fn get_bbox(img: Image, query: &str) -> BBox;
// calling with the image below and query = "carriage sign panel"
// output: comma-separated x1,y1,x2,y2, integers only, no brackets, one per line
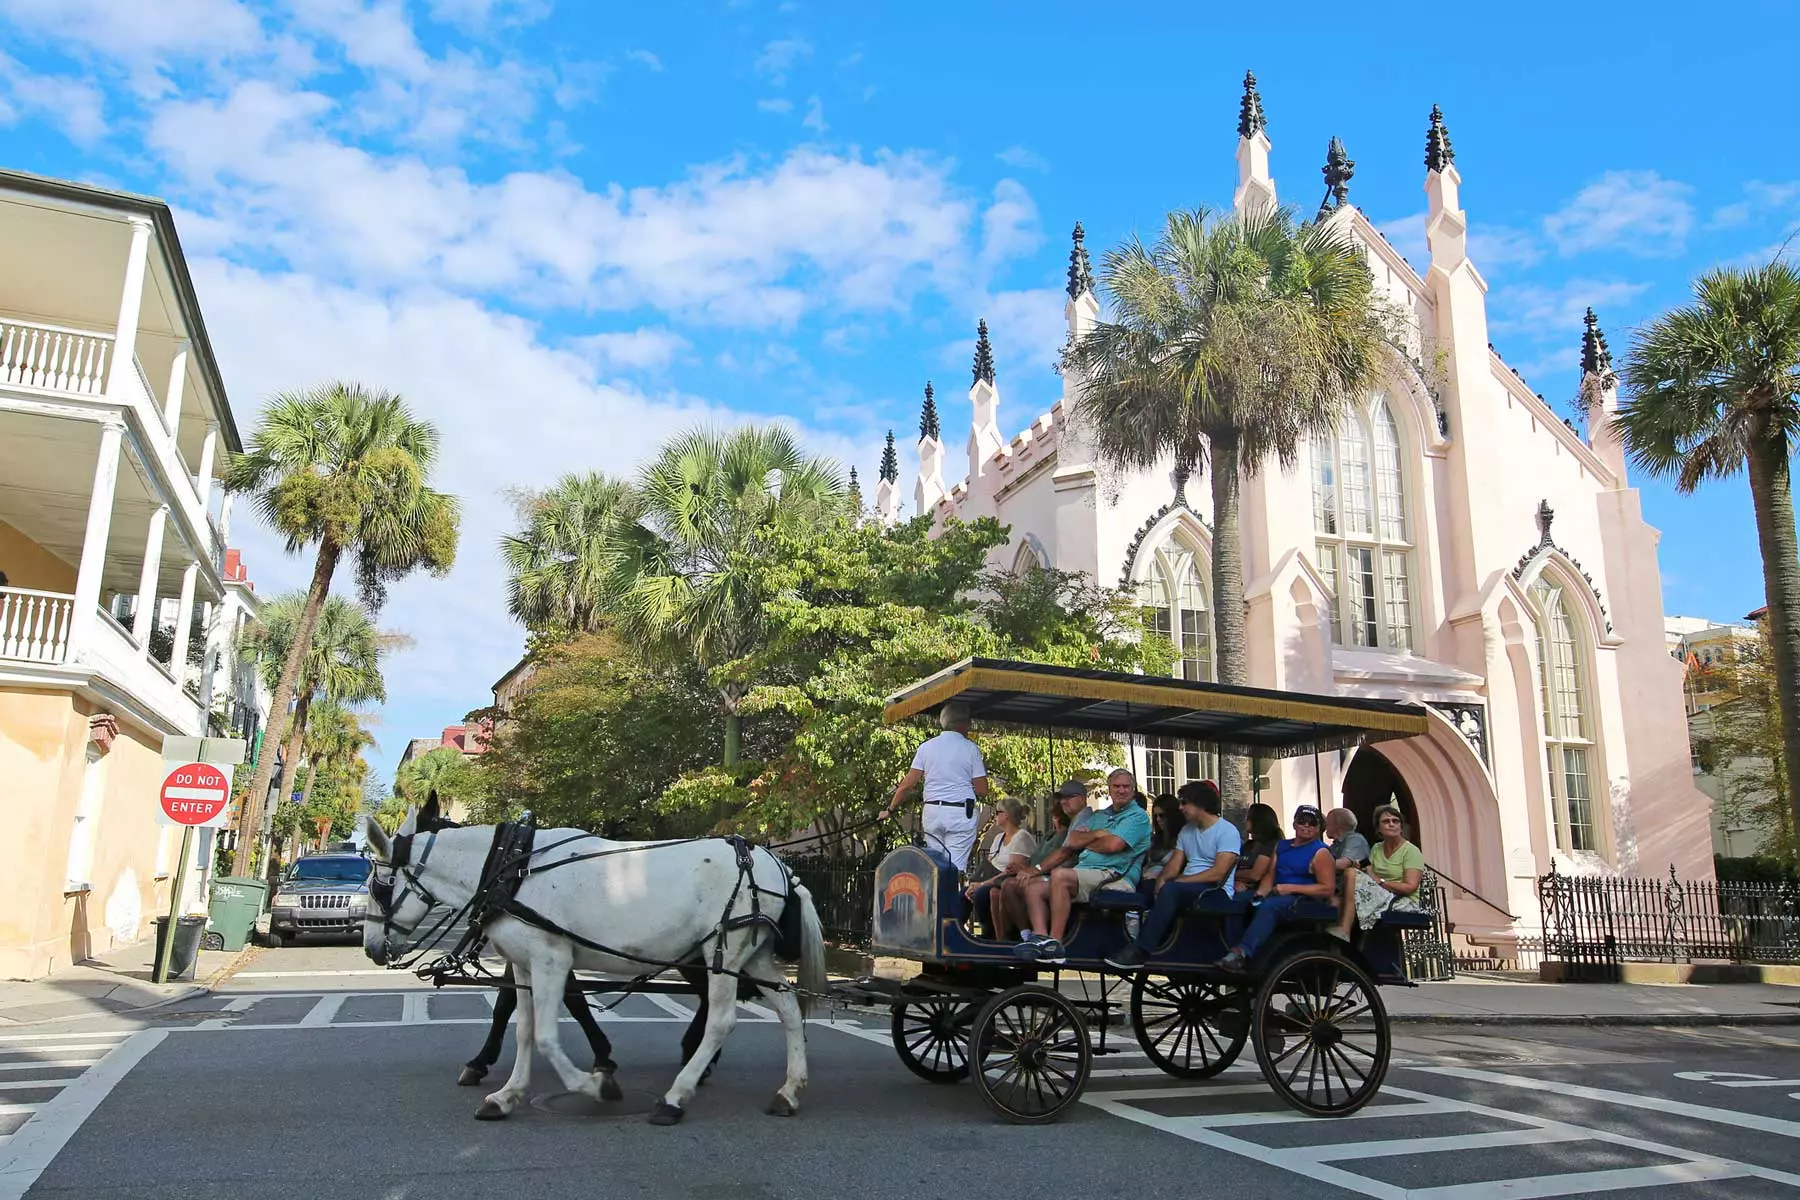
158,761,233,827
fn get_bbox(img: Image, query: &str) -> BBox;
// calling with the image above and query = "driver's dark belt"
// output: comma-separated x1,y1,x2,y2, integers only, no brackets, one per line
924,798,977,818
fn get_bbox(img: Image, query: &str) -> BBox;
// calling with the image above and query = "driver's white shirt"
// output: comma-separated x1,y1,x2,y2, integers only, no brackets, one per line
910,730,986,812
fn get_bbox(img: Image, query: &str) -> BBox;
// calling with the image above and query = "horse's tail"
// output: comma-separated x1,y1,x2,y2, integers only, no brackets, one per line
792,882,827,1018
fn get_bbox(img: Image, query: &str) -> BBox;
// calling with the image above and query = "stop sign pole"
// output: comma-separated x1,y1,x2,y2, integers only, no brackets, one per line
153,753,239,986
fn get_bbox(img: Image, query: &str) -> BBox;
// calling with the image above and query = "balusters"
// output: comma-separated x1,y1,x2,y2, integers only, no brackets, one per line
0,320,112,396
0,589,74,663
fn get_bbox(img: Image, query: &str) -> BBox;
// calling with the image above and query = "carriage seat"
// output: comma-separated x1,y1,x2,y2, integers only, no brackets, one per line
1087,887,1150,913
1285,897,1341,923
1374,908,1434,930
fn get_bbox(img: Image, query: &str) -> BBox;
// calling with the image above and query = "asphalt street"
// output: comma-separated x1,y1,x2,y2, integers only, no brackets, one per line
5,939,1800,1199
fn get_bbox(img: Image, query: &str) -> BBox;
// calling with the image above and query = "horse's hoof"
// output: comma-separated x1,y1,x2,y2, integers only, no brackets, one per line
458,1066,487,1087
648,1101,685,1126
766,1094,796,1117
474,1100,509,1121
599,1076,624,1103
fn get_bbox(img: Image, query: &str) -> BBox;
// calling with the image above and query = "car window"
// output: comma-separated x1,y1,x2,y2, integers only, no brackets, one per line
290,857,372,883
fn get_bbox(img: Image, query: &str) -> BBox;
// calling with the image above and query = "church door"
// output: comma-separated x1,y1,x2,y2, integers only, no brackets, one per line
1341,748,1420,845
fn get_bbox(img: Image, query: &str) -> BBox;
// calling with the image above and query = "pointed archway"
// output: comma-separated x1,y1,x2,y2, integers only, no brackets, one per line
1341,747,1420,846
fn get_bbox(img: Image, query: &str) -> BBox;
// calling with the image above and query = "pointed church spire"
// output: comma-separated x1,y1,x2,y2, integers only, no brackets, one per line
1425,104,1455,172
1580,307,1614,376
1066,222,1094,300
846,466,863,513
1318,135,1354,219
1236,71,1266,139
879,430,898,482
919,382,940,441
971,319,995,386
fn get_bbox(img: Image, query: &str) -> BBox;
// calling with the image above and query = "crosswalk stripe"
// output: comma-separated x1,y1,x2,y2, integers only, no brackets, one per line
1405,1161,1749,1200
0,1062,101,1074
298,995,346,1027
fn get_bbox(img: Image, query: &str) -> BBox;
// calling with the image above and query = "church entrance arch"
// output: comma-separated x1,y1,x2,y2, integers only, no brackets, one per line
1341,747,1419,846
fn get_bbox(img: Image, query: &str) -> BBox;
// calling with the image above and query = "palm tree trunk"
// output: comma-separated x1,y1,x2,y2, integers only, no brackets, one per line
298,760,320,809
1208,427,1253,806
1745,437,1800,871
232,539,342,875
273,690,312,840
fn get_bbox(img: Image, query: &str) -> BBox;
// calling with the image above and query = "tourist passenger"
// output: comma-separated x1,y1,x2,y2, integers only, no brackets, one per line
1326,808,1371,870
1143,793,1183,881
1103,780,1240,970
1215,805,1336,972
1019,768,1152,965
1235,802,1283,896
884,701,988,872
1333,804,1424,941
965,798,1036,935
992,783,1084,941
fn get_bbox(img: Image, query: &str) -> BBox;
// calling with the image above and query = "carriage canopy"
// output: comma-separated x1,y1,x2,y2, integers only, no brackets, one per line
881,658,1428,759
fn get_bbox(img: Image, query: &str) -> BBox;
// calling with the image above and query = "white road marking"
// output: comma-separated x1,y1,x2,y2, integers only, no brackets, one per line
0,1106,37,1118
644,994,693,1020
1414,1063,1800,1140
0,1082,85,1093
0,1062,101,1074
0,1029,163,1200
0,1047,120,1058
233,969,401,978
299,995,347,1028
194,996,261,1031
0,1033,132,1045
401,994,428,1025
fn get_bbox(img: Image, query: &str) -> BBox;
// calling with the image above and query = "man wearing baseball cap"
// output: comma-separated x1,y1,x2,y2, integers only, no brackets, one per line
1215,803,1336,973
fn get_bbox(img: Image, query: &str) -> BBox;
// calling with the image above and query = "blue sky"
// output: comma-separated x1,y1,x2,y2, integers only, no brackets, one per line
1,0,1793,784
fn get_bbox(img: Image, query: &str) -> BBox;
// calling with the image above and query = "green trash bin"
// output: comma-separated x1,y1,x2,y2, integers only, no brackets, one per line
203,876,268,952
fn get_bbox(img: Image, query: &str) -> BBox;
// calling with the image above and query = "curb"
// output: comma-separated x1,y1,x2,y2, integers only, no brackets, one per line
1390,1011,1800,1027
0,944,259,1029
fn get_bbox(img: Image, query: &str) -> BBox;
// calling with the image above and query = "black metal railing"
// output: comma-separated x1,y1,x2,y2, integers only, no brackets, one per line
782,849,888,948
1402,870,1456,981
1539,864,1800,973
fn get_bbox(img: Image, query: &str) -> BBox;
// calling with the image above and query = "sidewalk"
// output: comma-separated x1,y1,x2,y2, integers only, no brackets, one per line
0,939,254,1028
1387,975,1800,1026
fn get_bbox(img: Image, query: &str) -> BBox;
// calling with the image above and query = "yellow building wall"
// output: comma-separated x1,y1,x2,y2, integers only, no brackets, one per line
0,687,177,980
0,519,77,593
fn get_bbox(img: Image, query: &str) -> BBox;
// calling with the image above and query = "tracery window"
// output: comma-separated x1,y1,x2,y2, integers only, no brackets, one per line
1313,395,1414,650
1138,539,1216,793
1532,578,1598,853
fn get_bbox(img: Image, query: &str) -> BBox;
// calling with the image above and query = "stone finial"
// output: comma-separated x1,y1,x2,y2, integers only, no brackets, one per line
919,382,940,441
972,319,995,386
1067,222,1094,300
1580,307,1614,376
1318,135,1354,219
1536,499,1555,547
1237,71,1266,139
847,466,863,512
1425,104,1456,172
879,430,899,482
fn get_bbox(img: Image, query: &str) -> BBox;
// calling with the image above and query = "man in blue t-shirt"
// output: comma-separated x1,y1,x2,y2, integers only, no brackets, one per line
1104,779,1240,971
1019,768,1151,964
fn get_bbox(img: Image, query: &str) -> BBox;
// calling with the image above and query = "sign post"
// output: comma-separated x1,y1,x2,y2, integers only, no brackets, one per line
152,743,243,986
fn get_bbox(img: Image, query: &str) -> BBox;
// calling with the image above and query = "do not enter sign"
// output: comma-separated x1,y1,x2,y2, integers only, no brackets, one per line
159,762,232,827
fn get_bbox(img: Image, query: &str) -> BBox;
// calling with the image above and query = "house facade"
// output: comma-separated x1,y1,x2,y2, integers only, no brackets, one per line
1669,613,1775,859
0,169,268,979
871,85,1711,945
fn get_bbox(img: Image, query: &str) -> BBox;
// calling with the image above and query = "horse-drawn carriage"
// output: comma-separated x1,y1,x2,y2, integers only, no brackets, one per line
840,657,1435,1125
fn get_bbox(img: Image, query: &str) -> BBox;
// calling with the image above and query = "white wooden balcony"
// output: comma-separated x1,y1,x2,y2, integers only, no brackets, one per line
0,317,112,398
0,585,200,732
0,587,74,663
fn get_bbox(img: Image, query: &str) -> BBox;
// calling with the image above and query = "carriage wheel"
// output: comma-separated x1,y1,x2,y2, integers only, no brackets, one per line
969,985,1092,1125
891,997,973,1083
1251,948,1390,1117
1130,973,1249,1079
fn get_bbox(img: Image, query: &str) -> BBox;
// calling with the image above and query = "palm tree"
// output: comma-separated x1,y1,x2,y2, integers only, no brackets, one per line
1614,260,1800,851
502,425,842,766
296,700,376,846
225,383,459,874
1065,206,1385,799
394,745,470,805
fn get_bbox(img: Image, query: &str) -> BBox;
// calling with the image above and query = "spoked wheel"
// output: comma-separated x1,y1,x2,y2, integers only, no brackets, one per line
1130,973,1249,1079
969,985,1092,1125
891,997,973,1083
1252,948,1391,1117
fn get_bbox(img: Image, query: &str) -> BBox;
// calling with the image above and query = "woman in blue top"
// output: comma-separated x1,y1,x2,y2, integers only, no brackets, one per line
1215,804,1336,973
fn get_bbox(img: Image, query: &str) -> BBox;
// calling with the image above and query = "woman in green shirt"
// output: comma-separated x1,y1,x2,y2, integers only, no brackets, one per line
1333,804,1424,940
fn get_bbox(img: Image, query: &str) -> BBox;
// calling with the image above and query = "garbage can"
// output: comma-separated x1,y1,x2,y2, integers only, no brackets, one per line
153,915,207,981
202,876,267,953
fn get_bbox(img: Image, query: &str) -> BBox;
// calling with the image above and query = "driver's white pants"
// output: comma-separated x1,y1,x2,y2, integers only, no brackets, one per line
923,821,978,873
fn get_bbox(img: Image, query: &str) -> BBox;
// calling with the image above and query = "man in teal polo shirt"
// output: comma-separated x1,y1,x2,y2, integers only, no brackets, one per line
1019,768,1151,964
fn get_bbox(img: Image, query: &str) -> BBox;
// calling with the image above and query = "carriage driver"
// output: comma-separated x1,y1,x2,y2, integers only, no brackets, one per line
883,701,988,873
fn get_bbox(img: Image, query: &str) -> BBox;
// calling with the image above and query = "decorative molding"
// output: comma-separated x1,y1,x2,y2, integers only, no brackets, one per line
1428,701,1488,766
1511,498,1614,635
1117,501,1209,591
88,712,118,753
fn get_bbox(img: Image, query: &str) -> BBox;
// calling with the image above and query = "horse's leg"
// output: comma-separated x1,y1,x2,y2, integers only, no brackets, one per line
752,947,808,1117
676,966,719,1084
564,979,622,1101
649,966,738,1125
461,968,517,1086
522,947,605,1103
478,963,534,1120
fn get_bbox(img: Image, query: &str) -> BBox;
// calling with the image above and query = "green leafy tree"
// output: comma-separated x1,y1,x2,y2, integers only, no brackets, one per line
1691,620,1794,864
225,383,459,873
1065,206,1384,799
1615,261,1800,848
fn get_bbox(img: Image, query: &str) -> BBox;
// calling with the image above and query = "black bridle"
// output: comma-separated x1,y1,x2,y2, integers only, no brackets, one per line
369,818,460,959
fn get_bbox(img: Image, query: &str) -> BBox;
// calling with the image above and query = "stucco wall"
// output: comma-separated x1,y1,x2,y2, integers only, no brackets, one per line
0,518,76,592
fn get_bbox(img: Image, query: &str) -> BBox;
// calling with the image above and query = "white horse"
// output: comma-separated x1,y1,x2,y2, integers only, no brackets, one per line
362,805,826,1125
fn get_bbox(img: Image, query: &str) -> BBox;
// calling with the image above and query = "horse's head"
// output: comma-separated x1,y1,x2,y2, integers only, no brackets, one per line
362,791,448,966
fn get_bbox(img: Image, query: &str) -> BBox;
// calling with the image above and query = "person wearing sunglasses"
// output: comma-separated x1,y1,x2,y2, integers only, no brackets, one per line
1214,804,1336,973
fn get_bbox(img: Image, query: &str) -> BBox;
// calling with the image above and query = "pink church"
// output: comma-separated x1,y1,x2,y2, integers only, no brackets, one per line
870,81,1712,947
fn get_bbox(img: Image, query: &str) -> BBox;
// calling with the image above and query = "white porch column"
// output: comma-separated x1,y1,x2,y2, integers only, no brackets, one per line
196,600,220,717
170,559,200,684
131,504,169,650
218,492,234,544
195,424,219,510
104,217,153,402
69,422,125,653
161,339,190,435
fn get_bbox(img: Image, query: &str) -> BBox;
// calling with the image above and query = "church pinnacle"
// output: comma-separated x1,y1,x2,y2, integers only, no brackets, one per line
919,382,940,441
1067,223,1094,300
879,430,899,483
1237,71,1266,139
1318,136,1354,219
1425,104,1455,172
972,320,995,386
1581,308,1614,376
847,466,862,511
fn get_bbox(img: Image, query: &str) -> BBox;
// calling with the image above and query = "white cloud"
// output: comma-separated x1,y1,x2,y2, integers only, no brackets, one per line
981,288,1068,383
996,145,1048,173
0,51,105,142
1467,225,1542,269
754,37,811,85
1489,278,1650,338
568,327,690,371
1544,170,1694,257
756,97,793,114
979,179,1041,269
0,0,267,84
801,95,826,133
424,0,552,30
626,48,664,72
1712,180,1800,229
1373,212,1428,269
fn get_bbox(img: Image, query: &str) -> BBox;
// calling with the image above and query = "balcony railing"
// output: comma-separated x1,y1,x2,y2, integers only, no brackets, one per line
0,587,74,664
0,318,111,397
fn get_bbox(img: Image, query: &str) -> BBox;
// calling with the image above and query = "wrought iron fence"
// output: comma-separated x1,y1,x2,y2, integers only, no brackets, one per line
781,849,888,948
1539,864,1800,972
1403,870,1456,982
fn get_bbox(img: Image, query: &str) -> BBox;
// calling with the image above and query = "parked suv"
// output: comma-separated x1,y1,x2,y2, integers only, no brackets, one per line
268,850,373,945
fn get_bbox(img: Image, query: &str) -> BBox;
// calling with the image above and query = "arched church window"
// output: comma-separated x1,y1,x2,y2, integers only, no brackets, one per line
1531,578,1598,853
1312,393,1414,651
1011,540,1044,575
1138,540,1216,793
